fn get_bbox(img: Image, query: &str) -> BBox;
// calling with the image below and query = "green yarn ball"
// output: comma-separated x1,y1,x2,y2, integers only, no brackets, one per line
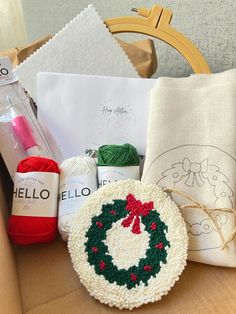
97,144,140,167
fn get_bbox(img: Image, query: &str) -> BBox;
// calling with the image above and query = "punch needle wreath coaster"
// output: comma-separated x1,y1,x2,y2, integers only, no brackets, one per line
68,180,188,310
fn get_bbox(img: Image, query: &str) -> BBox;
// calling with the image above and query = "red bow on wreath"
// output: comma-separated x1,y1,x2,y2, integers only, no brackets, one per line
122,194,154,234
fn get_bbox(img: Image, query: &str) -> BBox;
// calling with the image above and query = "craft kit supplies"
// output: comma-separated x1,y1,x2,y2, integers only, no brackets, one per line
37,73,156,161
142,69,236,267
0,82,54,179
58,156,98,241
8,156,60,245
68,179,188,309
14,5,138,101
97,144,140,187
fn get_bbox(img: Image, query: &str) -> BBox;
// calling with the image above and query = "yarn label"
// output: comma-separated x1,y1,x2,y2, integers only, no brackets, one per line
12,172,59,217
59,175,98,216
98,166,140,187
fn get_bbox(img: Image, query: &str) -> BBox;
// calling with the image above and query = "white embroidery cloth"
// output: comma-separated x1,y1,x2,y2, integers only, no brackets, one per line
142,69,236,267
14,5,138,101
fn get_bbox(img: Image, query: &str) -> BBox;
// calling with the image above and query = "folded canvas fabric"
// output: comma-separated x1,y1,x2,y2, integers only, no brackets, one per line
0,35,157,78
142,69,236,267
14,5,138,101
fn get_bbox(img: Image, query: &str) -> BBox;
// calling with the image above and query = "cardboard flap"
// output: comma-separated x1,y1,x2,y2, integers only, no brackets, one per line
0,182,22,314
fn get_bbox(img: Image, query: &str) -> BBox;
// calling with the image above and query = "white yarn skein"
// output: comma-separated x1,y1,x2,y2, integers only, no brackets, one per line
58,156,97,241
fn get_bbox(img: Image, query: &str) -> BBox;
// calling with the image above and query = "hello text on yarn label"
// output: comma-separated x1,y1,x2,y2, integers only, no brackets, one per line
98,166,140,187
59,175,98,216
12,172,59,217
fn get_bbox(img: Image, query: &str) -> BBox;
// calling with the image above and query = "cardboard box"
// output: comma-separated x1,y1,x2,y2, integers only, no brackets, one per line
1,169,236,313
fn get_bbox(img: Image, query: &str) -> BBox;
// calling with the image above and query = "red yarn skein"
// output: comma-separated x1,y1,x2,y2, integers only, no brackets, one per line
8,156,60,245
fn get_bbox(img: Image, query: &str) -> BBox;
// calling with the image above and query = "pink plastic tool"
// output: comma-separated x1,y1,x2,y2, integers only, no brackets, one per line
7,97,40,156
11,115,37,151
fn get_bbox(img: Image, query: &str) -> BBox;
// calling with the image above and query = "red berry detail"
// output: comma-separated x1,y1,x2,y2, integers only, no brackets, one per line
150,222,157,230
155,242,164,249
96,221,104,228
130,273,137,282
110,210,116,215
92,247,98,253
100,260,106,270
143,265,152,271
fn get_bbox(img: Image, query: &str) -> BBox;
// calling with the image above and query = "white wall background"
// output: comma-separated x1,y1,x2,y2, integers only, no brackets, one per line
20,0,236,77
0,0,27,49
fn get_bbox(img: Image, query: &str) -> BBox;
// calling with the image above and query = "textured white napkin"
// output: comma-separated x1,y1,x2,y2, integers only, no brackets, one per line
142,69,236,267
14,5,138,101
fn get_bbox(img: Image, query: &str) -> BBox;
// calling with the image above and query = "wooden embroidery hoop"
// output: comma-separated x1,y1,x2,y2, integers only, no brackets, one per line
105,5,211,74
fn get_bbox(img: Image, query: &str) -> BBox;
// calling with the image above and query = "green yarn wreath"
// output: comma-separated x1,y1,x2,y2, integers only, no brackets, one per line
85,194,170,289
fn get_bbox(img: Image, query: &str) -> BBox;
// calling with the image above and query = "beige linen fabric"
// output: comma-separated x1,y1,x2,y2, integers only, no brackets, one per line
142,69,236,266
